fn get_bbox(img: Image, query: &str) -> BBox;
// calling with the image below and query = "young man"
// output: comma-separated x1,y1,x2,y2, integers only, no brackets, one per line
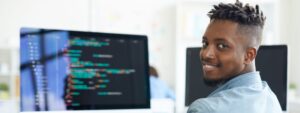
187,0,282,113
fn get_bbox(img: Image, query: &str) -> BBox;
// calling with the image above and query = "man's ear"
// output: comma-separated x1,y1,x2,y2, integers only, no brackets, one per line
244,47,257,64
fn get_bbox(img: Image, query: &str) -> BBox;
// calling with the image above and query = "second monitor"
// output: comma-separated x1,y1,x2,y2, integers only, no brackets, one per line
185,45,287,111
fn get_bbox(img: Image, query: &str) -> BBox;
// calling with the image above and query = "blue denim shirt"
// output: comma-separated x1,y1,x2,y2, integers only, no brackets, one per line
188,72,282,113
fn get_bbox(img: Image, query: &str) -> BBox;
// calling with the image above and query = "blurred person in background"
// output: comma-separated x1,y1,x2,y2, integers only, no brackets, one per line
149,66,175,100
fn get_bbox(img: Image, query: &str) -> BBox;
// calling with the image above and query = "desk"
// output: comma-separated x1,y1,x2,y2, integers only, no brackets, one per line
151,99,175,113
288,97,300,113
0,99,18,113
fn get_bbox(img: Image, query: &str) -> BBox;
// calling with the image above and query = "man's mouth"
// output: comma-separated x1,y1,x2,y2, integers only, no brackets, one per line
202,63,219,72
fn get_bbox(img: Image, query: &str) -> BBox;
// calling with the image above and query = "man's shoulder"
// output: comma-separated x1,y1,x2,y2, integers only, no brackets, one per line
213,81,267,96
187,96,231,113
187,86,252,112
187,98,213,113
187,83,282,113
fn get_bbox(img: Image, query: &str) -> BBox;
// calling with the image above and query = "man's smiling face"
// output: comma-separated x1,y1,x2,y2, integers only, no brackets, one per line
200,19,249,86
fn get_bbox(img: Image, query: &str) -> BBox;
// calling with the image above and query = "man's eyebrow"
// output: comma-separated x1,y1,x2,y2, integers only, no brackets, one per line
214,38,227,42
202,36,207,40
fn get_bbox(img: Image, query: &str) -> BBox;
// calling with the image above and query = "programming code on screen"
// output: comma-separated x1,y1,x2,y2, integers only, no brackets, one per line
20,28,149,111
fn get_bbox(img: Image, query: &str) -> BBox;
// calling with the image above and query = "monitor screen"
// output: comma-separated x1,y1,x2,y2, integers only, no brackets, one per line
185,45,287,111
20,28,150,112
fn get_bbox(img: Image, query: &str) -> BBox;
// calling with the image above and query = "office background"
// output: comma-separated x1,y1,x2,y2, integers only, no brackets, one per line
0,0,300,113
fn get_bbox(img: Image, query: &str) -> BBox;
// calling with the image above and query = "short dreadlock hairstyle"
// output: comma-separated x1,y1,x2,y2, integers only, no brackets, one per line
207,0,266,48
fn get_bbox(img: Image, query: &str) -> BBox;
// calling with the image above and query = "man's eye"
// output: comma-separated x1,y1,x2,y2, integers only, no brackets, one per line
202,42,208,48
217,44,227,49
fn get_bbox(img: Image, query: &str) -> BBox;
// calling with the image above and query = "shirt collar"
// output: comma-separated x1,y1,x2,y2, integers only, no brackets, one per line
209,71,262,96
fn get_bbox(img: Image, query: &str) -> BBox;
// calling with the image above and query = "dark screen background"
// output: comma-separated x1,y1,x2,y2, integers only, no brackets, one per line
20,28,150,111
185,45,287,111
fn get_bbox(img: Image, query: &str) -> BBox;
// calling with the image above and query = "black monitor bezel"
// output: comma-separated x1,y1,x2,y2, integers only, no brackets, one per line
20,27,150,110
185,45,287,111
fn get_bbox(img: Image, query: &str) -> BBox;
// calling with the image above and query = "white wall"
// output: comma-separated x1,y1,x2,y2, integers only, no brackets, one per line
0,0,90,48
278,0,300,96
285,0,300,95
0,0,177,89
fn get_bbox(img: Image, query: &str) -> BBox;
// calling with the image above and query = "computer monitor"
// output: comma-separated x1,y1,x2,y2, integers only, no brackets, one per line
20,27,150,113
185,45,287,111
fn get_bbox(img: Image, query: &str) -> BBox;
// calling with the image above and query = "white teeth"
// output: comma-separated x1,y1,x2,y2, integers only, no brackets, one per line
203,64,217,71
204,64,216,68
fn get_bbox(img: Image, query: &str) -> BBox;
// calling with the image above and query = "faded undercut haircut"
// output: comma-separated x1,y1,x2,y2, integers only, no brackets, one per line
208,0,266,49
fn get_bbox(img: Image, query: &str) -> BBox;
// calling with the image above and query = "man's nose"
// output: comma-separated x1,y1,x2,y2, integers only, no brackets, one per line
201,46,216,59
